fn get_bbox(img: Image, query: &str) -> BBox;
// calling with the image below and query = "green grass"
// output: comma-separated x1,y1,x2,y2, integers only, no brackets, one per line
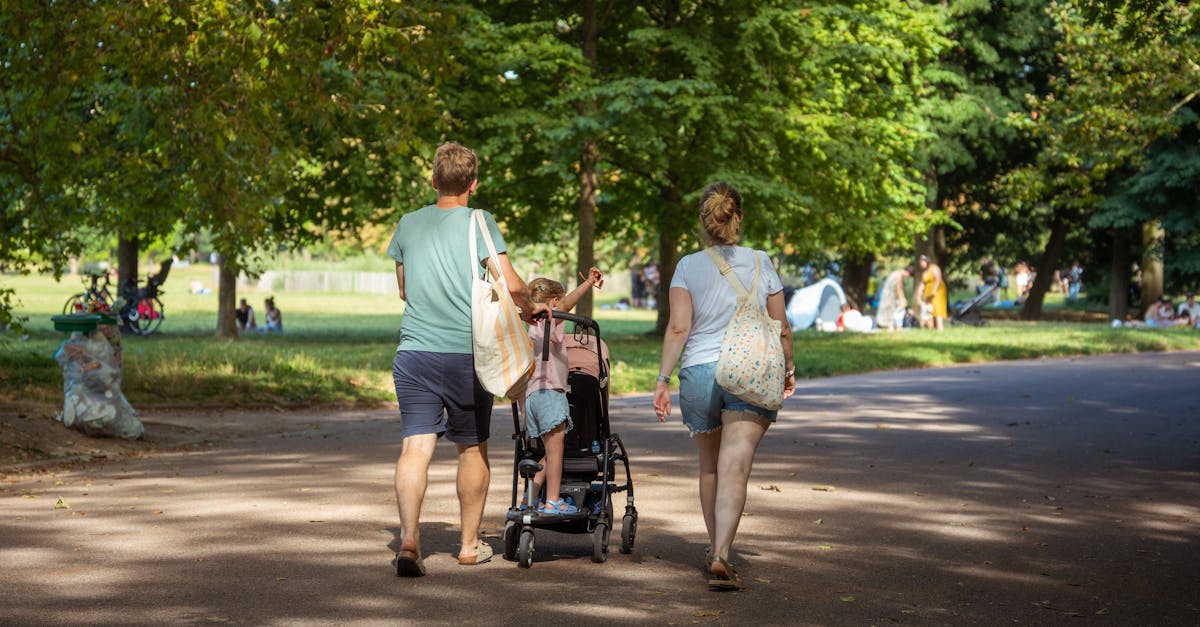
3,268,1199,412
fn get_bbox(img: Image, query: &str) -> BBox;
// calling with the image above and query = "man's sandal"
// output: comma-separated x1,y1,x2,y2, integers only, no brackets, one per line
708,556,743,590
396,549,425,577
457,539,494,565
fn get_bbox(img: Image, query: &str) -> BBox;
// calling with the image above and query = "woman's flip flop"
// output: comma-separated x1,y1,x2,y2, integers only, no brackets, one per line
708,556,743,590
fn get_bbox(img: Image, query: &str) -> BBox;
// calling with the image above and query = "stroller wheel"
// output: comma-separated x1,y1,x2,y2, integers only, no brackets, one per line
503,521,519,561
620,511,637,554
592,520,610,563
517,529,535,569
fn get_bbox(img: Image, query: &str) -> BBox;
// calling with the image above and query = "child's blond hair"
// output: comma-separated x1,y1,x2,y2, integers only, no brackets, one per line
529,277,565,304
432,142,477,196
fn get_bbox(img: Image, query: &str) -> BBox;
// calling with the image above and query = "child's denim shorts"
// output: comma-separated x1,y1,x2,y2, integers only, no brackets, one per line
679,362,777,434
525,389,573,438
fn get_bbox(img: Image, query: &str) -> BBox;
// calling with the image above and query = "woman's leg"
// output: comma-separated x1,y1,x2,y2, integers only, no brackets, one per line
694,430,721,555
711,410,769,568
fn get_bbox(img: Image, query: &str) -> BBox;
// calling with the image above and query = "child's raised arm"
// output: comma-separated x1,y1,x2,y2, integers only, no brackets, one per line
558,267,604,312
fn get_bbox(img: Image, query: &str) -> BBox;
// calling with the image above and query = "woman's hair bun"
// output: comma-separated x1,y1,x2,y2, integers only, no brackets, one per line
700,182,743,245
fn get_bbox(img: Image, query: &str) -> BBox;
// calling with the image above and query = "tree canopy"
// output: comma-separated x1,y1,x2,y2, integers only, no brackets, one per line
5,0,1200,332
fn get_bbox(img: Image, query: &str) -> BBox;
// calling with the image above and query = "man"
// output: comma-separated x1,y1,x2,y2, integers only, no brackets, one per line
386,142,545,576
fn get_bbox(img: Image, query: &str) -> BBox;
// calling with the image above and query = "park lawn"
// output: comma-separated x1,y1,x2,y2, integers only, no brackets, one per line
3,269,1200,412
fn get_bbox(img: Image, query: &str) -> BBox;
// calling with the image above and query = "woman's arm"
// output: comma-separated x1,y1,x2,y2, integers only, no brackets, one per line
653,287,693,422
766,290,796,398
932,265,944,297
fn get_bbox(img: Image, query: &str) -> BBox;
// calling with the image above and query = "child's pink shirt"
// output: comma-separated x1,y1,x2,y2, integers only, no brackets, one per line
527,319,568,393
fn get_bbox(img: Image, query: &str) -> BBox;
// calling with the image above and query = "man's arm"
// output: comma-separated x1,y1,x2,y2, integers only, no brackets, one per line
394,262,405,301
486,253,547,323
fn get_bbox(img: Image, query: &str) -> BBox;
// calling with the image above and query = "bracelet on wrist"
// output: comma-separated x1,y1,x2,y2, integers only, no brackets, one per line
656,374,671,384
785,369,795,378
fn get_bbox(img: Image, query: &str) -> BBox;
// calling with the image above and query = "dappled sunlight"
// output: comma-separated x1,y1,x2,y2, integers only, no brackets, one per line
3,352,1199,623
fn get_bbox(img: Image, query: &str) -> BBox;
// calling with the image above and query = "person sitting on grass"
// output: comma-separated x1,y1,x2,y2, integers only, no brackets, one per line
523,267,604,515
263,297,283,333
1145,297,1175,327
236,298,256,332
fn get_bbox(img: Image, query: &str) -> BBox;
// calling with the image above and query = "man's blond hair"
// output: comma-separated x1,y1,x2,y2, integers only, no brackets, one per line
432,142,478,196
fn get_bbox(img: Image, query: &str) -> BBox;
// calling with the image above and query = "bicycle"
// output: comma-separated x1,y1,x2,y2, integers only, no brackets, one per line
117,259,170,336
63,270,115,315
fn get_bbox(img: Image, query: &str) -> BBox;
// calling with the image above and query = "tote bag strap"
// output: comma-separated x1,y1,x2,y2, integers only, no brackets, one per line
704,247,761,300
468,210,503,282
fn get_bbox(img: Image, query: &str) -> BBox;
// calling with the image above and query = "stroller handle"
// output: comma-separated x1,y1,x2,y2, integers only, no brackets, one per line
529,310,600,335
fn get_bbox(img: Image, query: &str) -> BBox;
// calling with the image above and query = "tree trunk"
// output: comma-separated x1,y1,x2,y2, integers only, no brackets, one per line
841,253,874,310
216,255,239,338
575,141,599,319
117,235,139,302
573,0,600,320
654,183,685,336
1108,229,1131,321
1141,220,1164,309
1020,210,1070,320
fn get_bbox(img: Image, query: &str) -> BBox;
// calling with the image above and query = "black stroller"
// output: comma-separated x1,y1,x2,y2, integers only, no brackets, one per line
951,284,996,326
502,311,638,568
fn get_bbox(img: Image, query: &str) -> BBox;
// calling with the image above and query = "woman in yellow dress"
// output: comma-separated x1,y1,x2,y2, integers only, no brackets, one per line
915,255,947,331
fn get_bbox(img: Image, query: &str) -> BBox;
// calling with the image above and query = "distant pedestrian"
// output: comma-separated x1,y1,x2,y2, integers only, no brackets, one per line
1067,261,1083,302
915,255,947,331
875,266,911,331
631,264,647,308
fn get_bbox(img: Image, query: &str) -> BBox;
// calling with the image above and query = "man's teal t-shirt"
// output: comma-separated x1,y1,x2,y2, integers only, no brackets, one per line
386,205,506,354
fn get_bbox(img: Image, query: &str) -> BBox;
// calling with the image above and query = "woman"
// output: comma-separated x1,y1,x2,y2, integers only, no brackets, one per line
875,266,911,331
915,255,947,331
652,182,795,590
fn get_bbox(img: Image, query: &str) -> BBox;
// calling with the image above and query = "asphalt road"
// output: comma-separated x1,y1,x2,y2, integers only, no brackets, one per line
2,351,1198,625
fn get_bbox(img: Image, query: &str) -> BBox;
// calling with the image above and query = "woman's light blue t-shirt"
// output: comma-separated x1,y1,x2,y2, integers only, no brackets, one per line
671,245,784,369
386,205,506,354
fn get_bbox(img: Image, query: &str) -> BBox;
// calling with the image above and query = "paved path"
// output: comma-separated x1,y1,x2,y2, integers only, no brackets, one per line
2,352,1198,625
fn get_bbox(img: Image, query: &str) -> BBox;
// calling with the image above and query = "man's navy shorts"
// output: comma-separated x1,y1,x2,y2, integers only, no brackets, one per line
393,350,493,445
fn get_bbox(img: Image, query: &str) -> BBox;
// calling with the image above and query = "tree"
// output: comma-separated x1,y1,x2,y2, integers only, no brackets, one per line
1,2,459,336
918,0,1059,282
1000,1,1200,319
601,2,946,331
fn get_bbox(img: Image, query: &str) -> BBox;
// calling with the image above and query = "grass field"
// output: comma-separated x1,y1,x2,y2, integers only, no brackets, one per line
4,266,1199,412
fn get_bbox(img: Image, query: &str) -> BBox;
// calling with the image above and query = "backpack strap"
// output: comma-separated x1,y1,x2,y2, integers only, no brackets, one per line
704,247,760,300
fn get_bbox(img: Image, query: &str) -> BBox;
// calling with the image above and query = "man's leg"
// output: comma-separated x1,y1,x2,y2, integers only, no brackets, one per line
455,441,490,560
395,433,437,555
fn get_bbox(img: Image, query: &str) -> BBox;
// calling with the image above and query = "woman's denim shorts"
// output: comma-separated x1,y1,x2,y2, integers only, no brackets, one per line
678,362,777,434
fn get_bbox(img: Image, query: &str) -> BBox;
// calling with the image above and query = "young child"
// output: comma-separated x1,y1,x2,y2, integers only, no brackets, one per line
524,267,604,515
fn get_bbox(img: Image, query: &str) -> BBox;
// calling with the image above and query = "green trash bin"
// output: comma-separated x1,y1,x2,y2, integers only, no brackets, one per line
51,313,118,333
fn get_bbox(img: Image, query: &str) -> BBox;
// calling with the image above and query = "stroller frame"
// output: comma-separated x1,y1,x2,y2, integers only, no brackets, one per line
502,311,638,568
951,283,997,326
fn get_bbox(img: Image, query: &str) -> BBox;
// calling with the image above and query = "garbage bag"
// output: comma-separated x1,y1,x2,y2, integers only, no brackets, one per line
53,326,143,440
